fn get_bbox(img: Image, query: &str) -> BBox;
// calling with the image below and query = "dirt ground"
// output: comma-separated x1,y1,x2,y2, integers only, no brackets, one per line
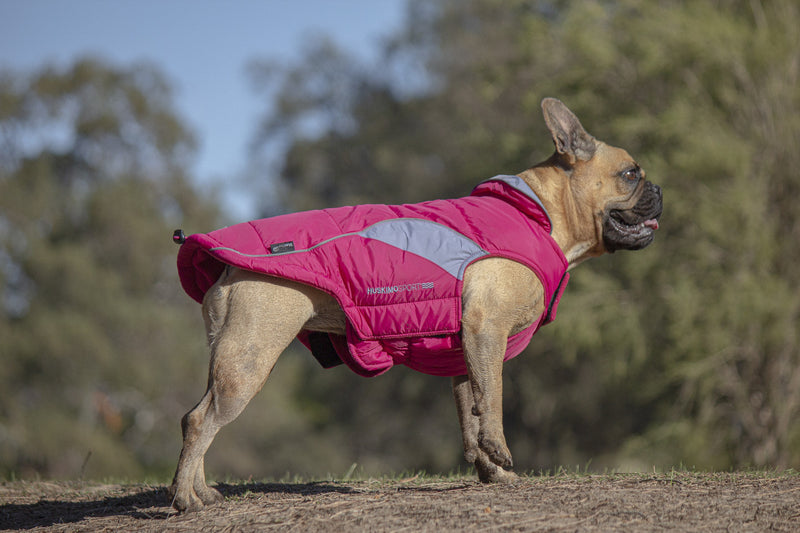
2,472,799,532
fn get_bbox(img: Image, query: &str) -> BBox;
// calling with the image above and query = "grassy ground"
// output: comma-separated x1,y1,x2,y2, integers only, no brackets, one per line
2,471,800,531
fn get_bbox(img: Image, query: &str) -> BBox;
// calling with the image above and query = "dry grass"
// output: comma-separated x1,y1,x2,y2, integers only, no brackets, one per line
2,471,800,531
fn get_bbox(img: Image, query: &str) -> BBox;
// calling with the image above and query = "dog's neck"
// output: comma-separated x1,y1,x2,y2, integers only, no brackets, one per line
518,164,604,269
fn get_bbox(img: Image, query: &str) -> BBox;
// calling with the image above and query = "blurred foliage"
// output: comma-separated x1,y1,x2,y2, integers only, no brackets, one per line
249,0,800,473
0,58,222,479
2,0,799,482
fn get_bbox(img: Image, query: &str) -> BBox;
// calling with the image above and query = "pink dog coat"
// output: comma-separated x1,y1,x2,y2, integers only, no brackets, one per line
177,175,569,377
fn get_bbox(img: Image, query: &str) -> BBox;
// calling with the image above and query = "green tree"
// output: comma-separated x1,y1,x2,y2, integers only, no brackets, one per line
0,58,221,478
248,0,800,472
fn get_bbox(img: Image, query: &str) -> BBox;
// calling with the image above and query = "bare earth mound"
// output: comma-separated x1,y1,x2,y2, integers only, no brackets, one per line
2,472,799,531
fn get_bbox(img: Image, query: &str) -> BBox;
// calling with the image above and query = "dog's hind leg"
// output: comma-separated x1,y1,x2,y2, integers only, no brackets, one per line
452,375,518,483
170,272,319,512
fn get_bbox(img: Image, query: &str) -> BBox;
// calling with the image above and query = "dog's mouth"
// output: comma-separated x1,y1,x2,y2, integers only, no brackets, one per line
603,182,663,252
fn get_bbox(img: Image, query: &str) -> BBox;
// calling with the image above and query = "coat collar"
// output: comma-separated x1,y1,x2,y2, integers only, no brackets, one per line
471,175,554,233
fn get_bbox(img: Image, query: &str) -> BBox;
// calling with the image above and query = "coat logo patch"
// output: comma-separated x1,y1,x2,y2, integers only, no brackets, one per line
366,282,435,295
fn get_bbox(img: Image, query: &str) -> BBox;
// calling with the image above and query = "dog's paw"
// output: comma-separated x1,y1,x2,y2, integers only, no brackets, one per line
478,431,513,470
170,482,215,513
196,485,225,506
475,457,520,484
171,491,205,513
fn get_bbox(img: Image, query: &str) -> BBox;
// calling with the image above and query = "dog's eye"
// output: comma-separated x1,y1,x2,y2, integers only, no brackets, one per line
622,168,640,181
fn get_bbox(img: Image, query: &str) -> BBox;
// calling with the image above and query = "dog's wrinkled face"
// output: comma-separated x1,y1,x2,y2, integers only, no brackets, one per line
593,148,663,252
564,141,663,255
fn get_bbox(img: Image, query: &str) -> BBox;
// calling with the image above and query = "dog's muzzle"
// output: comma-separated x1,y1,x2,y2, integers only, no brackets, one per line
603,182,663,252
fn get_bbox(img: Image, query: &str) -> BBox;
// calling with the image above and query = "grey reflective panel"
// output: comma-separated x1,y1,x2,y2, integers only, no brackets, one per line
483,175,552,226
358,219,488,280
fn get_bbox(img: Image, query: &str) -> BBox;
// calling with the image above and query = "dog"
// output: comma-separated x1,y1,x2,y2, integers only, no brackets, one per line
168,98,663,512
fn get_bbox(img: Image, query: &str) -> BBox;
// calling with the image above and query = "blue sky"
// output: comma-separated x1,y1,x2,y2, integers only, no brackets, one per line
0,0,407,218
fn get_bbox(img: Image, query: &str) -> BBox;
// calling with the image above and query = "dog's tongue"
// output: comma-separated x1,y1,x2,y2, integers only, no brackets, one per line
643,219,659,230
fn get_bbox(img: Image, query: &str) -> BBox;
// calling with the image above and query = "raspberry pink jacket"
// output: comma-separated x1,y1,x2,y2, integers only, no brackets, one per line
177,175,569,377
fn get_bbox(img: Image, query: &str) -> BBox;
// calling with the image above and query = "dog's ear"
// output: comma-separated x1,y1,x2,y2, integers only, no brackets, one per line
541,98,597,164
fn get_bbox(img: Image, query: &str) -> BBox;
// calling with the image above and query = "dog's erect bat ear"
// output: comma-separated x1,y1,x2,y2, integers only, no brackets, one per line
541,98,597,164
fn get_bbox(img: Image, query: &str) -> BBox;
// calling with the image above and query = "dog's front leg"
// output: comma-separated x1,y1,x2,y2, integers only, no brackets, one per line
460,258,544,476
461,322,513,470
452,375,519,482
